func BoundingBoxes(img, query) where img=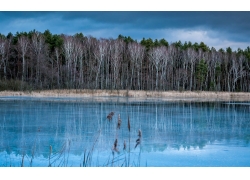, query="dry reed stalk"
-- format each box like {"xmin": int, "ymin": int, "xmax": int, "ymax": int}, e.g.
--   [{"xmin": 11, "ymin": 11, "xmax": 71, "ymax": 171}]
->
[
  {"xmin": 127, "ymin": 115, "xmax": 131, "ymax": 166},
  {"xmin": 117, "ymin": 114, "xmax": 122, "ymax": 129},
  {"xmin": 85, "ymin": 130, "xmax": 101, "ymax": 166},
  {"xmin": 50, "ymin": 145, "xmax": 52, "ymax": 154},
  {"xmin": 113, "ymin": 138, "xmax": 119, "ymax": 152},
  {"xmin": 135, "ymin": 129, "xmax": 142, "ymax": 149},
  {"xmin": 138, "ymin": 129, "xmax": 142, "ymax": 138},
  {"xmin": 65, "ymin": 140, "xmax": 71, "ymax": 167},
  {"xmin": 49, "ymin": 145, "xmax": 52, "ymax": 167},
  {"xmin": 127, "ymin": 116, "xmax": 130, "ymax": 132},
  {"xmin": 107, "ymin": 114, "xmax": 112, "ymax": 121},
  {"xmin": 135, "ymin": 138, "xmax": 141, "ymax": 149},
  {"xmin": 21, "ymin": 153, "xmax": 25, "ymax": 167},
  {"xmin": 123, "ymin": 140, "xmax": 126, "ymax": 151}
]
